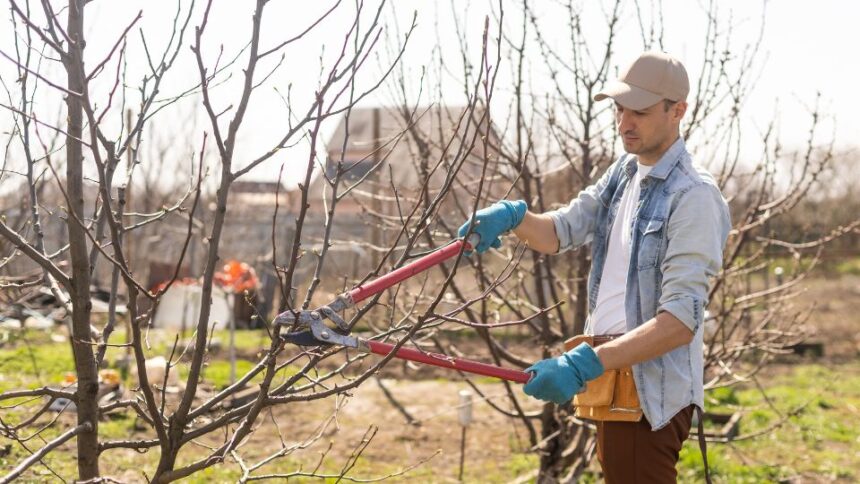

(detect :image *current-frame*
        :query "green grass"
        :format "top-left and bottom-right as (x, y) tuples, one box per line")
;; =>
(678, 363), (860, 482)
(0, 330), (74, 393)
(3, 327), (858, 482)
(99, 412), (139, 439)
(502, 452), (539, 478)
(0, 328), (292, 398)
(0, 327), (302, 481)
(180, 358), (299, 390)
(833, 256), (860, 276)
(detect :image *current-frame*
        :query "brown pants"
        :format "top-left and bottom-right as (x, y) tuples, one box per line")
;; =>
(595, 405), (694, 483)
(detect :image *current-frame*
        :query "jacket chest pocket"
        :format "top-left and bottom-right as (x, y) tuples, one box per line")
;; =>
(636, 218), (664, 269)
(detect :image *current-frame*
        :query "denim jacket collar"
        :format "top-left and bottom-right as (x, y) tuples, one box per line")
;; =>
(622, 136), (687, 181)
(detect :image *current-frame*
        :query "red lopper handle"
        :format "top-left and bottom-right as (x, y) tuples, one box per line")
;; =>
(367, 340), (531, 384)
(348, 239), (472, 304)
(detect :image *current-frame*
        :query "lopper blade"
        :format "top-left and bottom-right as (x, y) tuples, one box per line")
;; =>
(281, 330), (332, 347)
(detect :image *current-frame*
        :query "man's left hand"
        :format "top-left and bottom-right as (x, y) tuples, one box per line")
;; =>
(523, 343), (605, 404)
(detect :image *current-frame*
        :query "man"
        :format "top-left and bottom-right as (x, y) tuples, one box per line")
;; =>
(458, 52), (730, 482)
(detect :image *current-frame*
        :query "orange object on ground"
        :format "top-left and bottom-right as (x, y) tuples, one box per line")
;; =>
(99, 369), (121, 386)
(214, 260), (259, 293)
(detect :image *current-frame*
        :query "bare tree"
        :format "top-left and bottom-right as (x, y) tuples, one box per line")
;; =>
(0, 0), (443, 481)
(2, 1), (857, 482)
(370, 1), (859, 481)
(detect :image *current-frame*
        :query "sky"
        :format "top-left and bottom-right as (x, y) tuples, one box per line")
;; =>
(0, 0), (857, 189)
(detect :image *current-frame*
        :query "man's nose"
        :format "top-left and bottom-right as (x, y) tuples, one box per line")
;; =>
(617, 111), (634, 132)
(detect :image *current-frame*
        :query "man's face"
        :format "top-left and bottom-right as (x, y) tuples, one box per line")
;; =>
(614, 100), (687, 162)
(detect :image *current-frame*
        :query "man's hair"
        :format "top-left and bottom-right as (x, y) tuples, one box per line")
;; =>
(663, 99), (678, 112)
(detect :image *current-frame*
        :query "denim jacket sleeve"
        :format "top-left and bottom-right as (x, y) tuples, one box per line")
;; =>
(658, 183), (731, 332)
(546, 162), (617, 253)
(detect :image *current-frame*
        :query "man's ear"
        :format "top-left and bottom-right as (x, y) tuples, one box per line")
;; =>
(674, 101), (688, 121)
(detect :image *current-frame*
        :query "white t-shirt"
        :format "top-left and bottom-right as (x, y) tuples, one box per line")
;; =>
(590, 162), (653, 335)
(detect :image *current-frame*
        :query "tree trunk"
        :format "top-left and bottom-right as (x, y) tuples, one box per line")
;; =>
(65, 0), (100, 479)
(538, 406), (562, 482)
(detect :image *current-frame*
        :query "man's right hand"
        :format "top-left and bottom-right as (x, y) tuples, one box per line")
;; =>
(457, 200), (527, 254)
(523, 342), (605, 405)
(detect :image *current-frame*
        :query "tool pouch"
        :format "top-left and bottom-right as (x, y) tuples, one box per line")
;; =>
(565, 335), (643, 422)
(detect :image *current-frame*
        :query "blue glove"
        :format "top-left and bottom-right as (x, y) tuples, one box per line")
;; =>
(523, 343), (605, 405)
(457, 200), (527, 254)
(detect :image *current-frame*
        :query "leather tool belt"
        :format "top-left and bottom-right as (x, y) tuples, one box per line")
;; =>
(564, 334), (643, 422)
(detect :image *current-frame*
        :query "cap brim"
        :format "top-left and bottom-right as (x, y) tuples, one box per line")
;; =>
(594, 81), (663, 111)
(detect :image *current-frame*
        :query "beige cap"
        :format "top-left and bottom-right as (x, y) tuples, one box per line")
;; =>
(594, 51), (689, 110)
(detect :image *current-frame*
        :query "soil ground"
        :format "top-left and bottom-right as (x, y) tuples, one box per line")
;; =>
(2, 275), (858, 482)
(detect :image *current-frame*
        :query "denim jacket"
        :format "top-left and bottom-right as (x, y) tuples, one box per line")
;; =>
(548, 138), (731, 430)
